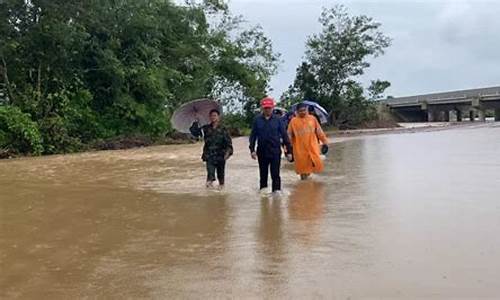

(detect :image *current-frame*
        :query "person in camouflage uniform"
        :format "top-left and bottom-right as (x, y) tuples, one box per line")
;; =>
(200, 109), (233, 189)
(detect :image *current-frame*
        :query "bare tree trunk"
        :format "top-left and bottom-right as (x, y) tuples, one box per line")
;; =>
(1, 56), (14, 104)
(37, 63), (42, 101)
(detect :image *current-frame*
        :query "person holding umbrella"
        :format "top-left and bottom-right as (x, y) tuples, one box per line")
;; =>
(201, 109), (233, 190)
(249, 97), (293, 195)
(287, 102), (329, 180)
(290, 100), (329, 125)
(170, 99), (232, 189)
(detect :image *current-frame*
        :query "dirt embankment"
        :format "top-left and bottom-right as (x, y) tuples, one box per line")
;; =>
(0, 132), (196, 160)
(2, 122), (484, 160)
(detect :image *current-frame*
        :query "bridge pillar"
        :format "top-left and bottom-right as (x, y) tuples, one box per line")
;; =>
(422, 111), (429, 122)
(456, 110), (462, 122)
(472, 97), (481, 107)
(427, 110), (437, 122)
(443, 111), (450, 122)
(495, 109), (500, 122)
(469, 110), (475, 122)
(478, 109), (486, 122)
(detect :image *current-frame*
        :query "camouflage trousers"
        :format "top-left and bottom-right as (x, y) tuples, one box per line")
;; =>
(206, 159), (226, 185)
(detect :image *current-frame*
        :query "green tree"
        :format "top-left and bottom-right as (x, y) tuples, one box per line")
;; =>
(0, 0), (279, 155)
(283, 5), (391, 127)
(367, 79), (391, 100)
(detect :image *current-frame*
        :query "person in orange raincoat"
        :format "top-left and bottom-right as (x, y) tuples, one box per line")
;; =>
(287, 102), (329, 180)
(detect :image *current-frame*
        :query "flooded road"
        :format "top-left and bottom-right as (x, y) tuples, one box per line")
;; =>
(1, 123), (500, 299)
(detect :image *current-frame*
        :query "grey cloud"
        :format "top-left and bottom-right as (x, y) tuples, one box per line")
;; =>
(229, 0), (500, 98)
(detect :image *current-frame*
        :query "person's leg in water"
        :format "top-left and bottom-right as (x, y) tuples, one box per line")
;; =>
(206, 160), (216, 188)
(270, 155), (282, 193)
(300, 174), (311, 180)
(300, 158), (314, 180)
(258, 154), (270, 194)
(216, 160), (226, 190)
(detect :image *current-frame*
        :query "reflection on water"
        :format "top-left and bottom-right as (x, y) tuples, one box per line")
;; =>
(1, 123), (500, 298)
(289, 181), (325, 221)
(288, 181), (325, 247)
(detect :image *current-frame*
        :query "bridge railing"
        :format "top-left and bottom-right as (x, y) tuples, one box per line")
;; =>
(385, 93), (500, 106)
(424, 95), (469, 105)
(383, 86), (500, 106)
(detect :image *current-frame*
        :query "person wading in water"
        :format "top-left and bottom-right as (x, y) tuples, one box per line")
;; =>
(249, 97), (293, 196)
(201, 109), (233, 190)
(287, 102), (329, 180)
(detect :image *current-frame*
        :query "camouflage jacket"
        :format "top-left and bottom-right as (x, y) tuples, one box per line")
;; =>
(202, 123), (233, 162)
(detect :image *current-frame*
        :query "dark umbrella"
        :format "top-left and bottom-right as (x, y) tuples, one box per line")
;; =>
(171, 99), (222, 133)
(273, 107), (287, 116)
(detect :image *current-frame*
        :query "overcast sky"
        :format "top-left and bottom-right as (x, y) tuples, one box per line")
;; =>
(228, 0), (500, 99)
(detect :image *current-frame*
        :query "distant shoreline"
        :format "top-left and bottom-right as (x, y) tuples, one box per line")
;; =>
(2, 121), (496, 161)
(327, 121), (497, 141)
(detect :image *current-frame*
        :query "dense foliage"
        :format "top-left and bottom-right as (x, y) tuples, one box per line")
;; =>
(0, 105), (43, 155)
(0, 0), (279, 155)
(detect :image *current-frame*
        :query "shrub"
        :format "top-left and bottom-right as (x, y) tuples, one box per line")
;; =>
(0, 106), (43, 155)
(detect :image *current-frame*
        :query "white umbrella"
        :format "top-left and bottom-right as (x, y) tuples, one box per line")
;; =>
(291, 101), (329, 124)
(171, 98), (222, 133)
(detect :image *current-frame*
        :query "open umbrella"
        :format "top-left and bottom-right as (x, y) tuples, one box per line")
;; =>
(273, 107), (288, 116)
(291, 100), (329, 124)
(171, 98), (222, 133)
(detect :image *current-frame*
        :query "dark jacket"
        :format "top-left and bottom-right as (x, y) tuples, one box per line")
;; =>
(202, 123), (233, 162)
(189, 121), (202, 138)
(249, 114), (292, 158)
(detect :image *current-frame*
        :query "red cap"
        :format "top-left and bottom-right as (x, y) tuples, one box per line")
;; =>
(260, 97), (275, 108)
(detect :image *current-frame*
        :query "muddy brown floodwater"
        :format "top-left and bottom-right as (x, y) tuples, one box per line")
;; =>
(1, 123), (500, 299)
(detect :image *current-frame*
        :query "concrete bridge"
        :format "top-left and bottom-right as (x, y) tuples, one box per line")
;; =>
(382, 86), (500, 122)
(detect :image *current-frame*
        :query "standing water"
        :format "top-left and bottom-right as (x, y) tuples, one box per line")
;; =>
(1, 123), (500, 298)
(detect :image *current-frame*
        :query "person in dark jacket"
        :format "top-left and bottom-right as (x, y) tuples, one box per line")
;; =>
(201, 109), (233, 189)
(249, 97), (293, 195)
(189, 119), (202, 141)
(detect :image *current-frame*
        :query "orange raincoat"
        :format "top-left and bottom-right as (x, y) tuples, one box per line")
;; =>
(288, 114), (329, 174)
